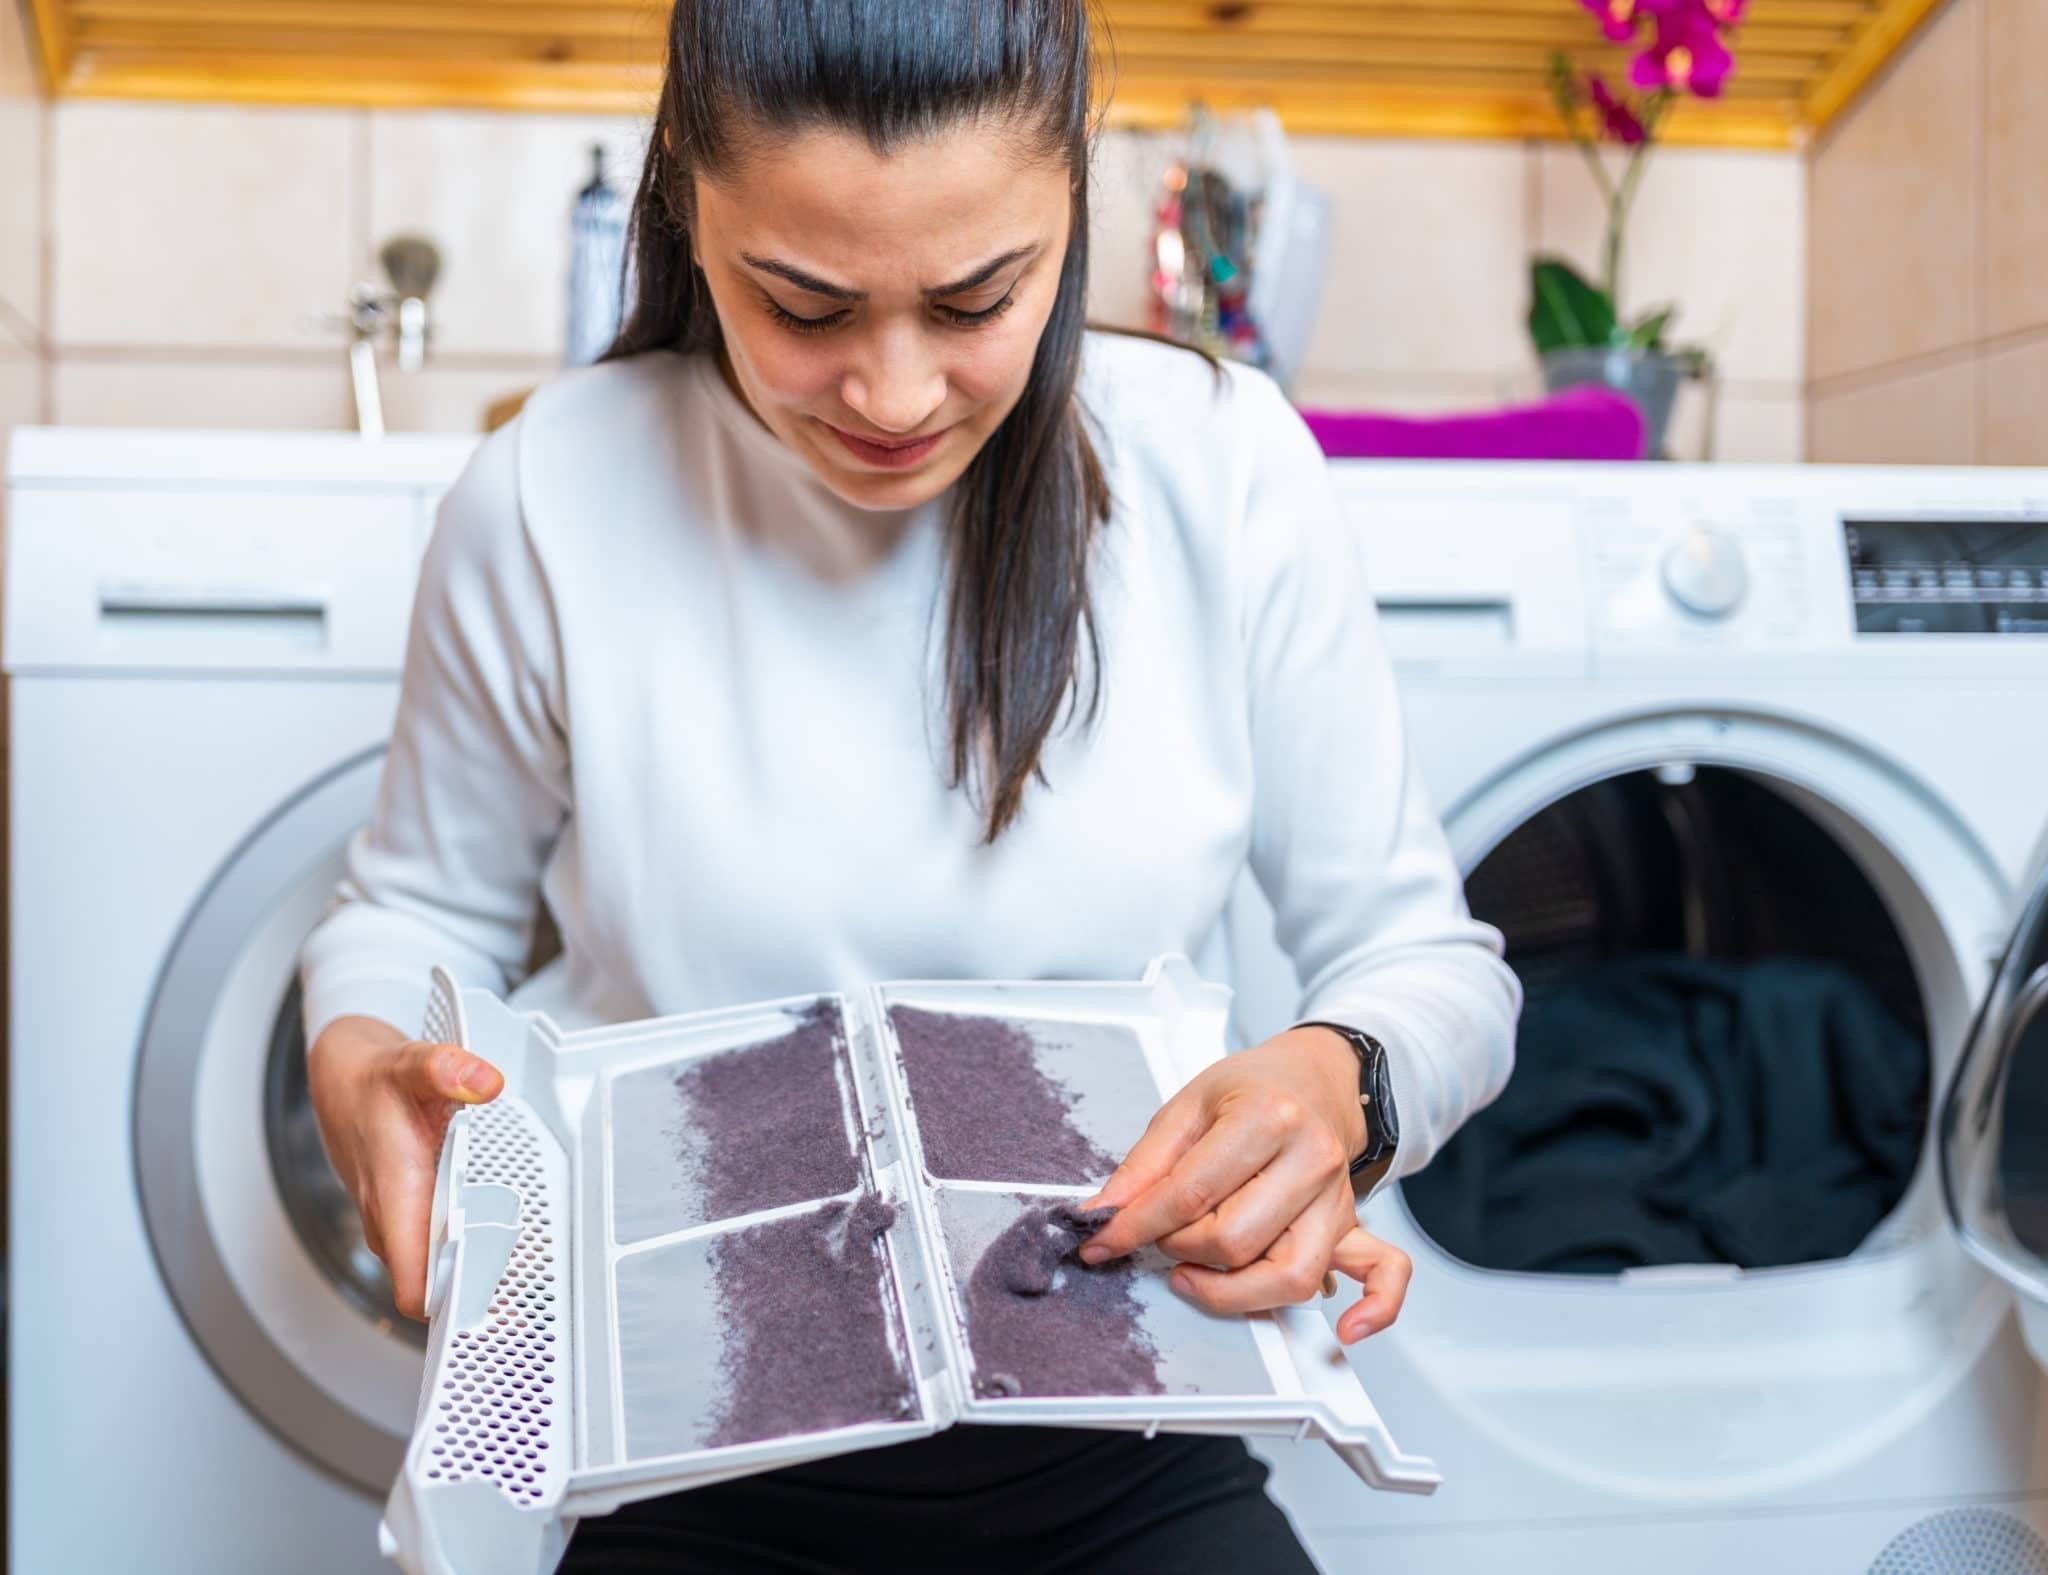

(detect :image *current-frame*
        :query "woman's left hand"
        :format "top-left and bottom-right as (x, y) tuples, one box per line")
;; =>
(1077, 1026), (1412, 1346)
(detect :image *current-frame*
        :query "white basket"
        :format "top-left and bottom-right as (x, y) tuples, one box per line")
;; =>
(381, 956), (1440, 1575)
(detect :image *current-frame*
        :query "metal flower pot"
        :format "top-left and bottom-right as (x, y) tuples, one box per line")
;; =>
(1541, 346), (1685, 459)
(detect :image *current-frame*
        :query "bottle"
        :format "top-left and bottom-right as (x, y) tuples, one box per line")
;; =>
(566, 144), (630, 368)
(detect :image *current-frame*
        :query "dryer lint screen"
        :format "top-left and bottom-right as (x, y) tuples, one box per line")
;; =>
(608, 1001), (863, 1244)
(603, 1002), (918, 1459)
(888, 1008), (1156, 1186)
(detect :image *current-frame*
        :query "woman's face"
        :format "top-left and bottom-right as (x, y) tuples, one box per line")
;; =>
(692, 120), (1075, 513)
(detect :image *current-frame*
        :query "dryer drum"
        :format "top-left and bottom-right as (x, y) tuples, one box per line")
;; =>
(1410, 766), (1933, 1276)
(259, 839), (569, 1351)
(264, 979), (423, 1347)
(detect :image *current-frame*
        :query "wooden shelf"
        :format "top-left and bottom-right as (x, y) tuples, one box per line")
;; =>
(24, 0), (1953, 147)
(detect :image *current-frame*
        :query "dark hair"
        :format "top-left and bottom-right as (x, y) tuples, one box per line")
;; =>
(606, 0), (1109, 842)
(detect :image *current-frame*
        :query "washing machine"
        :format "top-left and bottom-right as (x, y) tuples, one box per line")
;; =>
(1235, 462), (2048, 1574)
(6, 427), (474, 1573)
(12, 433), (2048, 1575)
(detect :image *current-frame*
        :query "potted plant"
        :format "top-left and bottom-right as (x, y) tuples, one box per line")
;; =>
(1529, 0), (1746, 456)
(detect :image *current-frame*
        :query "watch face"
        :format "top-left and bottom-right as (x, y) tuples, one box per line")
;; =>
(1302, 1021), (1399, 1172)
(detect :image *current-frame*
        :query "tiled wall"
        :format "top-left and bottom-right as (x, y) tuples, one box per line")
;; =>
(1809, 0), (2043, 465)
(42, 103), (633, 434)
(1099, 133), (1805, 460)
(0, 0), (40, 1148)
(1, 0), (47, 470)
(35, 98), (1807, 460)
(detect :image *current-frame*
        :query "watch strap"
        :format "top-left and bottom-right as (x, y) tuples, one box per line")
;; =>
(1297, 1020), (1400, 1180)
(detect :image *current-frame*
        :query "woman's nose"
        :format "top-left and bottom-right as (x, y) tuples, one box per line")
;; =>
(840, 324), (946, 434)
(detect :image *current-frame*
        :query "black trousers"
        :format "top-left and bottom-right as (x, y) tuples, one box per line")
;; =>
(557, 1426), (1321, 1574)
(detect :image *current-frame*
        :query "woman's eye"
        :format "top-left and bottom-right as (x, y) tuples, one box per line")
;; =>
(936, 291), (1017, 328)
(762, 290), (1016, 334)
(765, 298), (849, 335)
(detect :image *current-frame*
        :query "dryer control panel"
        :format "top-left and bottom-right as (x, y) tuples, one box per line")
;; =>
(1584, 494), (1811, 648)
(1844, 517), (2048, 636)
(1329, 459), (2048, 673)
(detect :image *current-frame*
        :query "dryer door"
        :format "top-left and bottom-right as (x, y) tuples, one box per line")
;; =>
(136, 747), (421, 1495)
(1942, 825), (2048, 1369)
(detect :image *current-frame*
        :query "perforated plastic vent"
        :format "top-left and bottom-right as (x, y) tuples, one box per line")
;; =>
(1869, 1508), (2048, 1575)
(425, 1100), (564, 1505)
(421, 986), (462, 1056)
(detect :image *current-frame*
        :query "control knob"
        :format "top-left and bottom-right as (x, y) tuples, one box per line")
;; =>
(1662, 524), (1748, 618)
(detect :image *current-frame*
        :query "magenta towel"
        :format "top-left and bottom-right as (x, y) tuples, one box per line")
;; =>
(1299, 384), (1647, 462)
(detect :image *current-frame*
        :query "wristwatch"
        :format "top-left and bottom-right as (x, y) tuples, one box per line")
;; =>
(1298, 1021), (1401, 1197)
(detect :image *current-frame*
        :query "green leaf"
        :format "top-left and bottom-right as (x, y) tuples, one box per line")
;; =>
(1527, 257), (1618, 354)
(1623, 306), (1674, 351)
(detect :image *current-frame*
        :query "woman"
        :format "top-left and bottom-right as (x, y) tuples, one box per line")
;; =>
(302, 1), (1519, 1568)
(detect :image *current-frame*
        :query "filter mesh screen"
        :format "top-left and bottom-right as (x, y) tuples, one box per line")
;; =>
(609, 1002), (862, 1246)
(614, 1197), (917, 1460)
(935, 1188), (1274, 1401)
(890, 1009), (1157, 1186)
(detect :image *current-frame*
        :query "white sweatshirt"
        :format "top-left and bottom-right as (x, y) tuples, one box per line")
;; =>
(300, 333), (1519, 1177)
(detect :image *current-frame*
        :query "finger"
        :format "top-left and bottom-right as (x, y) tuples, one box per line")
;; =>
(1331, 1226), (1414, 1345)
(371, 1151), (442, 1323)
(1156, 1132), (1346, 1270)
(1083, 1113), (1288, 1264)
(395, 1039), (503, 1107)
(1169, 1191), (1350, 1315)
(1081, 1085), (1208, 1212)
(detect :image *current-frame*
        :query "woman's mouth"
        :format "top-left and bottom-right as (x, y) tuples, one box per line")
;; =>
(823, 421), (948, 471)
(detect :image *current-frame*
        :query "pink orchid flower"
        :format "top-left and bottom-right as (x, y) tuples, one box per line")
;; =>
(1587, 75), (1647, 144)
(1629, 2), (1736, 98)
(1578, 0), (1641, 45)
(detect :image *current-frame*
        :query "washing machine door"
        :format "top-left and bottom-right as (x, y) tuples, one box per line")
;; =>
(136, 747), (421, 1495)
(1942, 826), (2048, 1369)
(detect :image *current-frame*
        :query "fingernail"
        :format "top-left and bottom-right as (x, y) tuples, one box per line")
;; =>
(1170, 1268), (1192, 1296)
(1079, 1245), (1110, 1265)
(451, 1059), (490, 1103)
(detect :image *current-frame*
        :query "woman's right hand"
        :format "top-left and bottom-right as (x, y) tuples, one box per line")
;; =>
(306, 1014), (505, 1321)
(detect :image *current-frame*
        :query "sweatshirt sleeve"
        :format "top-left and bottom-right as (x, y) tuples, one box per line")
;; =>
(1232, 370), (1522, 1178)
(299, 419), (571, 1045)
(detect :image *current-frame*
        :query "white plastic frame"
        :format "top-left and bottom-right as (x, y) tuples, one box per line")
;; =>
(382, 956), (1439, 1575)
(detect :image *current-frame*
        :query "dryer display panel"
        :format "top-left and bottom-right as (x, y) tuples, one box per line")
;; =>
(1844, 518), (2048, 635)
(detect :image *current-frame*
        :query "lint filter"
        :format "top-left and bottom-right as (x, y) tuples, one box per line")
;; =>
(381, 955), (1440, 1575)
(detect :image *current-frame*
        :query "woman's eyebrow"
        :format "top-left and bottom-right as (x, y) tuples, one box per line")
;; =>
(929, 245), (1040, 296)
(742, 254), (865, 301)
(740, 244), (1041, 303)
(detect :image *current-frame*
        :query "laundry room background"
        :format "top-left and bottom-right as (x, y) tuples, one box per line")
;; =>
(5, 2), (2048, 1573)
(0, 0), (1815, 470)
(1806, 0), (2046, 467)
(9, 0), (2046, 487)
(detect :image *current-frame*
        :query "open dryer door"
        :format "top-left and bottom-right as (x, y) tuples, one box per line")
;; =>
(1943, 827), (2048, 1369)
